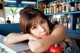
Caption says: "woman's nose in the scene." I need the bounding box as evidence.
[38,26,45,32]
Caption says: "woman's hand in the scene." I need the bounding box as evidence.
[59,41,66,49]
[59,37,70,49]
[59,37,75,49]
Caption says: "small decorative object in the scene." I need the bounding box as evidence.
[48,44,63,53]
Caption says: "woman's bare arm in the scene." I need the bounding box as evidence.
[3,33,37,45]
[28,24,68,52]
[3,24,67,52]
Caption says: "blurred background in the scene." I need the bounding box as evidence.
[0,0,36,24]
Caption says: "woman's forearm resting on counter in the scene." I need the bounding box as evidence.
[3,33,29,44]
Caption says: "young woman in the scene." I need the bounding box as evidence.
[3,6,80,53]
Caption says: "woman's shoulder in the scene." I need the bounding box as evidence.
[55,24,65,27]
[52,24,66,31]
[51,24,67,37]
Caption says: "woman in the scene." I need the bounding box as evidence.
[3,6,79,53]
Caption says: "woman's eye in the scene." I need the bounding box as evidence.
[41,20,46,24]
[32,26,36,29]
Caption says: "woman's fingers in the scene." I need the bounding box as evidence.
[60,42,66,49]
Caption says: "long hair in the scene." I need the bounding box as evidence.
[19,6,54,34]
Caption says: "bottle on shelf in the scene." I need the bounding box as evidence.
[62,0,66,12]
[38,1,46,13]
[44,4,46,14]
[56,0,59,13]
[53,1,57,13]
[59,0,62,13]
[78,2,80,10]
[59,15,64,25]
[70,1,75,11]
[46,4,50,14]
[74,1,79,11]
[63,15,68,29]
[68,18,72,30]
[66,1,70,12]
[51,2,54,14]
[49,2,52,14]
[76,18,80,30]
[68,14,72,30]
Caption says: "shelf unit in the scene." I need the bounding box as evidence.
[37,0,80,2]
[45,11,80,16]
[36,0,80,35]
[67,30,80,34]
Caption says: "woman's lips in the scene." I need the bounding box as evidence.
[42,33,48,37]
[39,33,49,38]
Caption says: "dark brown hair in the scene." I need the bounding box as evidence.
[19,6,54,34]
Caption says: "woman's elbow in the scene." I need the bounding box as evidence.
[28,41,43,52]
[30,46,43,52]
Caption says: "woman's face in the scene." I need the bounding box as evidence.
[30,16,50,38]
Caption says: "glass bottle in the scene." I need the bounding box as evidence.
[74,2,78,11]
[51,2,54,14]
[78,2,80,10]
[46,4,49,14]
[56,0,59,13]
[63,15,68,29]
[59,1,62,13]
[44,4,46,14]
[76,18,80,30]
[62,0,66,12]
[66,1,70,12]
[59,15,64,25]
[49,2,52,14]
[68,14,72,30]
[53,1,57,13]
[70,1,75,11]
